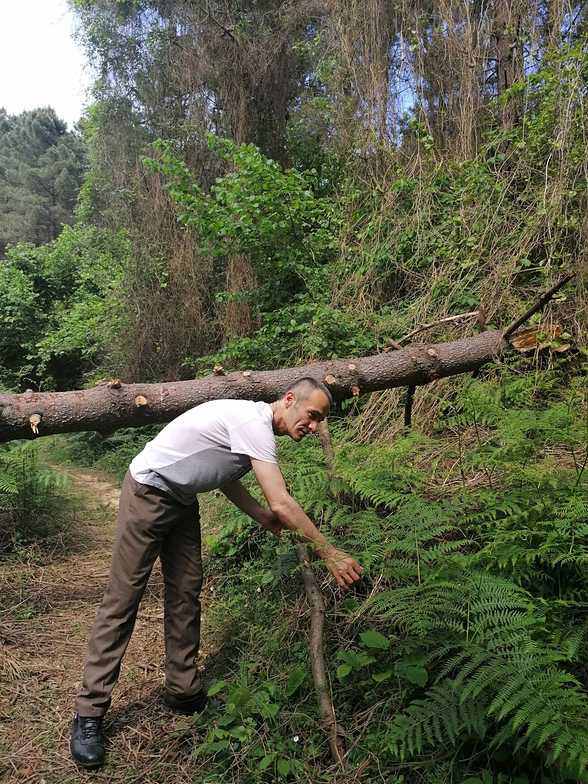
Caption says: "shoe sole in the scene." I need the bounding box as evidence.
[162,701,207,715]
[72,757,105,769]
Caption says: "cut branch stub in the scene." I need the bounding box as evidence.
[404,386,415,428]
[134,395,148,408]
[29,413,41,435]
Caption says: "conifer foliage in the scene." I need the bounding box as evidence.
[0,108,85,256]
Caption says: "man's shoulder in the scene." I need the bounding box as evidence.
[227,399,273,427]
[188,399,272,425]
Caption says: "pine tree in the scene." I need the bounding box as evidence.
[0,107,85,254]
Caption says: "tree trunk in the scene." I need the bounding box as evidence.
[0,331,506,443]
[492,0,524,129]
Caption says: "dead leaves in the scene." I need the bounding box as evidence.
[511,324,572,354]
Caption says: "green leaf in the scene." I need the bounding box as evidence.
[360,629,389,650]
[395,657,428,687]
[228,725,248,741]
[206,739,230,753]
[372,668,393,683]
[217,711,237,727]
[259,753,276,770]
[229,686,252,707]
[277,758,291,776]
[285,667,306,697]
[207,680,227,696]
[262,701,280,719]
[337,663,352,680]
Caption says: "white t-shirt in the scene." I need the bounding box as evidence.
[129,399,277,504]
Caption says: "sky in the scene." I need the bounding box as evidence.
[0,0,92,129]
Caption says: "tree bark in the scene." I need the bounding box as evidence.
[296,543,346,767]
[492,0,524,129]
[0,331,506,443]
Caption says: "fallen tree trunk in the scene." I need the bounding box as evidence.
[0,331,507,443]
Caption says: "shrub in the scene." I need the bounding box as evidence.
[0,442,73,554]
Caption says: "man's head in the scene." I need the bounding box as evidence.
[272,377,332,441]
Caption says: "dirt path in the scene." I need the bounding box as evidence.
[0,467,221,784]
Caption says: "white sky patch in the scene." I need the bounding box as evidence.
[0,0,92,129]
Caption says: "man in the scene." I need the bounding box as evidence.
[70,377,363,768]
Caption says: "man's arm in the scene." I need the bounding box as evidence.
[250,458,363,588]
[220,480,284,536]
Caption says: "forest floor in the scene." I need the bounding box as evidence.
[0,466,227,784]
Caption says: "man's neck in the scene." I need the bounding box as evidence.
[270,400,284,434]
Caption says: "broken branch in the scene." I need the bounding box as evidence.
[397,310,480,345]
[296,544,346,767]
[503,273,575,340]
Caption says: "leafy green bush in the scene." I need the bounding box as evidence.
[148,136,376,371]
[149,136,337,311]
[196,301,375,371]
[0,224,129,390]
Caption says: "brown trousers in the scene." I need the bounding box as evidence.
[75,471,203,717]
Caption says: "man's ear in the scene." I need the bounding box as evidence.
[284,391,295,408]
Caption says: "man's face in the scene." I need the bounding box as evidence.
[283,389,331,441]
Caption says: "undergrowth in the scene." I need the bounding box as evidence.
[49,425,162,480]
[0,441,74,556]
[189,362,588,783]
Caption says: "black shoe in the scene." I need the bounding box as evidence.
[70,713,105,768]
[162,690,208,715]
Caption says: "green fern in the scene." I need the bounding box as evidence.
[387,680,488,758]
[334,433,430,508]
[207,375,588,781]
[0,442,71,551]
[384,569,588,776]
[473,488,588,592]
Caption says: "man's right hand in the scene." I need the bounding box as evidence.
[321,547,364,589]
[257,509,286,537]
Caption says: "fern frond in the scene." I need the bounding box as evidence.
[387,680,487,759]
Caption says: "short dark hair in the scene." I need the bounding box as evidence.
[284,377,333,406]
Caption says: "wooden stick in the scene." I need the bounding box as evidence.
[317,420,335,483]
[397,310,480,345]
[404,385,416,428]
[296,417,346,766]
[296,544,346,768]
[503,272,576,340]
